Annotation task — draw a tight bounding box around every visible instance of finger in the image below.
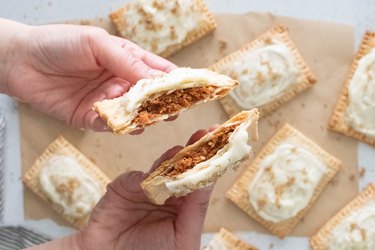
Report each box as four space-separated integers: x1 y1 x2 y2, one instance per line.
92 34 162 84
164 196 184 206
111 36 142 53
175 186 214 249
164 115 178 122
70 77 131 131
185 129 208 146
91 116 111 132
112 171 146 193
111 37 177 73
88 170 150 226
106 171 149 202
208 124 220 132
150 145 183 172
129 128 144 135
140 50 177 73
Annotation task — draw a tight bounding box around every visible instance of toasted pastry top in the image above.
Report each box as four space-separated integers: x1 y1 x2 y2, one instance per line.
114 0 208 55
165 109 258 192
39 155 102 218
346 48 375 137
248 139 327 223
204 228 257 250
141 109 259 204
93 67 238 134
205 232 228 250
23 136 110 228
328 201 375 249
226 38 299 109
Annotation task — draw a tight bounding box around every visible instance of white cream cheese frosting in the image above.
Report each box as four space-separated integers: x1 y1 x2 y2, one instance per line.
248 141 326 223
95 68 237 129
329 201 375 250
204 235 228 250
121 0 203 54
39 155 102 218
222 39 299 109
164 110 258 193
346 48 375 137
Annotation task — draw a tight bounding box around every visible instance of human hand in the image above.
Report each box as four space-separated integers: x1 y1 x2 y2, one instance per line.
26 128 215 250
71 128 214 250
0 19 176 131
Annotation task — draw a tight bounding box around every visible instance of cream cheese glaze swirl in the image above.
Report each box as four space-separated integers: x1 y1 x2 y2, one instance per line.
346 48 375 137
39 156 102 218
329 202 375 250
248 142 326 223
227 40 299 108
122 0 202 54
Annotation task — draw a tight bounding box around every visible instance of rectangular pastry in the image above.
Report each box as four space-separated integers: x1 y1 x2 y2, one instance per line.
226 124 341 238
141 109 259 205
209 25 316 118
328 31 375 147
203 228 258 250
23 136 111 229
93 67 238 135
310 184 375 250
109 0 216 58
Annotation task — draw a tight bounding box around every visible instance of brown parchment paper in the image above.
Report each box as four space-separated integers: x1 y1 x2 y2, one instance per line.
20 12 359 236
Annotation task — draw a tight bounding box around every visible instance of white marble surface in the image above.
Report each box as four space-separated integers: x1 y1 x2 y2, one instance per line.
1 0 375 249
0 95 24 226
1 0 374 43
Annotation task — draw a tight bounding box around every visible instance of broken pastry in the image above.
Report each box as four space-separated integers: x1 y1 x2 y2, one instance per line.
141 109 259 205
209 25 316 117
227 124 341 238
310 184 375 250
23 136 110 229
93 68 238 135
203 228 258 250
329 31 375 147
109 0 216 58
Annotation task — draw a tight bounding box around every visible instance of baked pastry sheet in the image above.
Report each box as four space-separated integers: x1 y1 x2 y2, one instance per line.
209 25 316 118
110 0 217 57
328 31 375 147
204 228 258 250
310 184 375 250
227 124 341 238
23 136 110 229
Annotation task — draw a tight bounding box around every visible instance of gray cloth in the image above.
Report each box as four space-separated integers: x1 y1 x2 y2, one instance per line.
0 113 51 249
0 226 51 250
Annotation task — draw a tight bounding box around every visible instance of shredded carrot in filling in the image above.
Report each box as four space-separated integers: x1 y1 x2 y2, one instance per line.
163 124 237 177
133 86 223 125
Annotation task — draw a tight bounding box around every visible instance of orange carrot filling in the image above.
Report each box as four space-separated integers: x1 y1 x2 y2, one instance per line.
133 86 228 125
163 124 237 177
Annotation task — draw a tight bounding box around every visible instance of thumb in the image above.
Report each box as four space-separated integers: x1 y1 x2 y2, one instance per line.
88 171 148 226
175 186 213 247
105 171 149 203
92 34 162 84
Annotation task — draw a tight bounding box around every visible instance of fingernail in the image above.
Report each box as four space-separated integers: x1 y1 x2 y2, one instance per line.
148 69 164 78
129 128 144 135
118 171 146 193
186 129 208 146
93 118 111 132
166 65 178 73
165 115 178 122
209 124 220 132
